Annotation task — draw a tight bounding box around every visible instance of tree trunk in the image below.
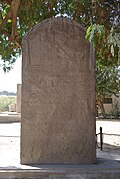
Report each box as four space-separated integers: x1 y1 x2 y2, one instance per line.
97 95 106 118
99 100 106 118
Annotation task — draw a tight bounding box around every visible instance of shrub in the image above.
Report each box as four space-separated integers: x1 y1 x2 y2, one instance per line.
0 96 16 111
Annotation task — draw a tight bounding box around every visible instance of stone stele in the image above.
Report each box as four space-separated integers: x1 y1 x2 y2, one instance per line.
21 17 96 164
16 84 22 113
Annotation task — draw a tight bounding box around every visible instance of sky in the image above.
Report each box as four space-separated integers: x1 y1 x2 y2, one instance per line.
0 57 22 92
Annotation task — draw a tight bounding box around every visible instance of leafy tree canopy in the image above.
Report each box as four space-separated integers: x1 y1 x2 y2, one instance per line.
96 62 120 115
0 0 119 71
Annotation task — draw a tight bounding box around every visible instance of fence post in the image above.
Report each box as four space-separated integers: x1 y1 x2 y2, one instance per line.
100 127 103 150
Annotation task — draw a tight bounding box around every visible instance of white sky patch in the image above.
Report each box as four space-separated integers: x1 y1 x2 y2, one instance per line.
0 57 22 92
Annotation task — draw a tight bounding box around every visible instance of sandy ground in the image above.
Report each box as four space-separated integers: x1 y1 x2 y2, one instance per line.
96 119 120 161
96 119 120 146
0 119 119 168
0 122 20 166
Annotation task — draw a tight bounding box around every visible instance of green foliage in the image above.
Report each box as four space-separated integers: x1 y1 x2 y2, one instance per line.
0 0 119 70
0 34 21 72
86 24 119 66
96 62 120 117
0 96 16 111
96 65 120 96
107 28 120 57
86 24 105 47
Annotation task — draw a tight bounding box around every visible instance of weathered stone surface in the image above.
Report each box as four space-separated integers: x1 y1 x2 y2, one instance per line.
21 17 96 164
16 84 21 113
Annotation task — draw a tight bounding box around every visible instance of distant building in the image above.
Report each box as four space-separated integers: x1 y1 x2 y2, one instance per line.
103 94 120 115
9 103 16 112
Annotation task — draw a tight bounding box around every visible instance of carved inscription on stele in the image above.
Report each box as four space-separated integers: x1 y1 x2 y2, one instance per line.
21 17 96 164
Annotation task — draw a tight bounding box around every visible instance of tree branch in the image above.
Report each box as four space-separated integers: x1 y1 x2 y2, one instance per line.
0 0 21 42
0 0 12 5
10 0 21 41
